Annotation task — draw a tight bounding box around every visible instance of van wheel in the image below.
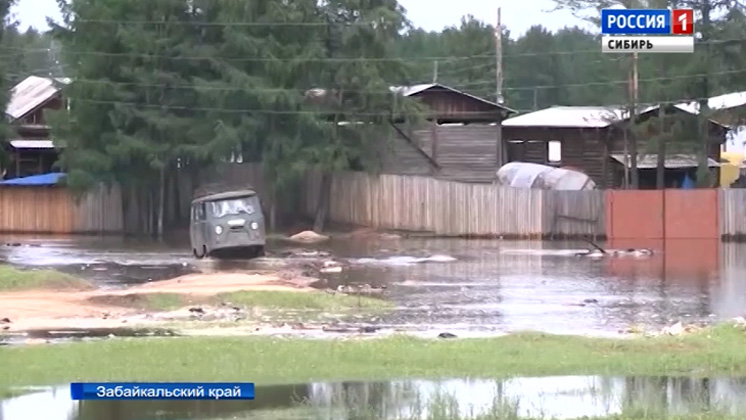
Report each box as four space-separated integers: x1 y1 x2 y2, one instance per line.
193 246 204 259
249 246 265 259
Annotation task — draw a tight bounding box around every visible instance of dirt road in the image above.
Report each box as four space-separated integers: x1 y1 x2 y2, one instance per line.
0 271 318 331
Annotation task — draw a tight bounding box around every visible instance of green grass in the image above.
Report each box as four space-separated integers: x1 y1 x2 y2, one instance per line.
85 290 391 314
0 265 91 291
3 324 746 387
216 290 391 310
86 292 189 311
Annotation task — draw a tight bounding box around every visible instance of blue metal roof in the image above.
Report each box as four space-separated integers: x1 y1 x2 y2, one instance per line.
0 172 66 186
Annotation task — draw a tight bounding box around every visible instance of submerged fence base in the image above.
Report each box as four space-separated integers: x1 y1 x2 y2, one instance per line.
303 171 605 239
300 170 745 241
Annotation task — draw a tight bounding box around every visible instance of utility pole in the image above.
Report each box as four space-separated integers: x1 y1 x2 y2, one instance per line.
495 7 505 168
495 8 503 104
630 52 639 189
432 60 438 83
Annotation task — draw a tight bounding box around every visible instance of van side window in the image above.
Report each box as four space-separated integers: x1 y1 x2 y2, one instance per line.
192 203 206 221
199 203 206 220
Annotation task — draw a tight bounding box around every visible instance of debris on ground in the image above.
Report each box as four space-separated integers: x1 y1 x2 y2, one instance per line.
438 332 457 339
622 321 704 337
335 284 387 296
287 230 330 243
583 298 599 304
319 260 343 274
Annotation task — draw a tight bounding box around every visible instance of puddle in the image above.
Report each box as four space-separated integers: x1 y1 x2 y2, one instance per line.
3 376 746 419
350 254 458 266
1 235 745 337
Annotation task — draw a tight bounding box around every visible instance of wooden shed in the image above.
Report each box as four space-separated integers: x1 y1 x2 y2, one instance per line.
381 83 516 183
501 104 729 188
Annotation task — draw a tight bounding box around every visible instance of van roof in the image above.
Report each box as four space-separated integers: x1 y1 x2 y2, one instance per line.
192 189 257 203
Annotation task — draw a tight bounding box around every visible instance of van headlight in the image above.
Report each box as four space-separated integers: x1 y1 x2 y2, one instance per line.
215 225 223 235
250 222 259 230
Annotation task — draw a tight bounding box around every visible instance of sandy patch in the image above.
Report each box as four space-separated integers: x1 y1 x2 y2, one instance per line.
0 271 318 332
128 272 318 295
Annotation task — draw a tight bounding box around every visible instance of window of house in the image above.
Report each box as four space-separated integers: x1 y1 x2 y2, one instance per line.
547 141 562 163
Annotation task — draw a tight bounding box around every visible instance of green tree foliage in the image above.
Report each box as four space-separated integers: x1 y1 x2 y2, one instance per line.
26 0 746 236
47 0 419 235
0 0 16 173
2 27 61 84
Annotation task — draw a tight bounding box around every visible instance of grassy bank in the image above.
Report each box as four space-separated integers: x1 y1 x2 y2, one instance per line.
0 265 91 291
86 290 391 312
3 324 746 387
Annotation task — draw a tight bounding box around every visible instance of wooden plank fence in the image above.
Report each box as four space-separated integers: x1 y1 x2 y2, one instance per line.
304 171 604 238
0 184 122 234
8 164 746 239
720 189 746 240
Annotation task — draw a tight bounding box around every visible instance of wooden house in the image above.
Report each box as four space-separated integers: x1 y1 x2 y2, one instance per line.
306 83 516 183
2 75 70 180
501 104 729 188
381 84 516 183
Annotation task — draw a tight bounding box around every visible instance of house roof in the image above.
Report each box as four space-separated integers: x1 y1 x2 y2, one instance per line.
610 154 720 169
502 106 626 128
305 83 516 114
389 83 517 113
503 104 729 129
677 91 746 113
8 140 57 149
5 76 70 121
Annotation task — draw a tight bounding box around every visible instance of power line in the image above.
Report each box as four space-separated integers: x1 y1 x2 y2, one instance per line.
57 94 746 116
6 37 745 62
33 67 746 95
71 19 385 27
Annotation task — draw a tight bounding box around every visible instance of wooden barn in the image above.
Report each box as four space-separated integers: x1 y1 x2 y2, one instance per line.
2 75 70 180
380 83 516 183
501 104 729 188
306 83 516 183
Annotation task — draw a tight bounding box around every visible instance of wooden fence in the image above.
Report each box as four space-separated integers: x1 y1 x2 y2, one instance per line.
720 189 746 240
7 165 746 239
303 171 605 238
0 184 122 234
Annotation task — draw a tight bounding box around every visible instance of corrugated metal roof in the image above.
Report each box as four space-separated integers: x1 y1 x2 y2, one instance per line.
610 154 720 169
504 104 729 129
9 140 56 149
502 106 627 128
5 76 69 121
678 92 746 113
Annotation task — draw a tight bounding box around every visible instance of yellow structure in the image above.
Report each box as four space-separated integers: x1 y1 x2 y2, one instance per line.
720 150 745 187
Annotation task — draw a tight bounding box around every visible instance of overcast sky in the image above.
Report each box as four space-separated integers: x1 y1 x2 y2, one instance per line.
13 0 593 36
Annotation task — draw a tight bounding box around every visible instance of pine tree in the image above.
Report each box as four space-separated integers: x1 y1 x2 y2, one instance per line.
310 0 422 232
0 0 16 176
49 0 211 236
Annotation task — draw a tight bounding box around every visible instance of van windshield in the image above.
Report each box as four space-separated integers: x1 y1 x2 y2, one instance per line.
209 196 256 218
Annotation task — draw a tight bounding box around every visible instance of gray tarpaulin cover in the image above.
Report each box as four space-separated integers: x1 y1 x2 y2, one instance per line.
496 162 596 190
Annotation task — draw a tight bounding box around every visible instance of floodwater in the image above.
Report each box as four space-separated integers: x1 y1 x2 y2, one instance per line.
1 235 745 336
3 376 746 419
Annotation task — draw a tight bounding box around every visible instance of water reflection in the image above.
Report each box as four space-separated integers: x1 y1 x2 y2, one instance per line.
2 235 746 335
4 376 746 420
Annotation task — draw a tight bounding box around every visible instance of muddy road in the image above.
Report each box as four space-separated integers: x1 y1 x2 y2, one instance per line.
1 234 745 337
